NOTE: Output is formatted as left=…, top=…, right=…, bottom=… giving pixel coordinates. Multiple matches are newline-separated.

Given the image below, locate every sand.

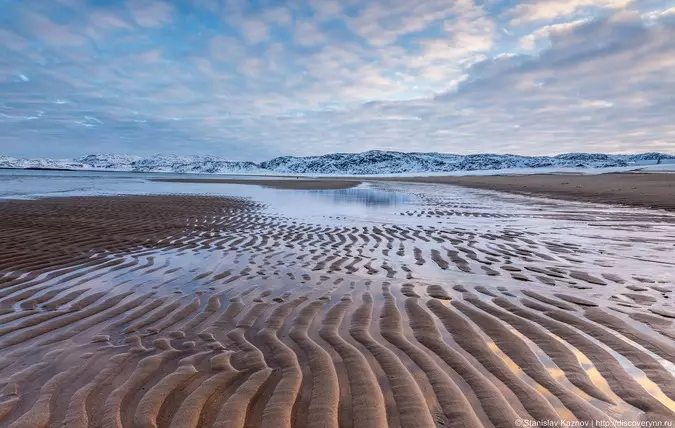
left=377, top=173, right=675, bottom=210
left=150, top=177, right=362, bottom=190
left=0, top=190, right=673, bottom=427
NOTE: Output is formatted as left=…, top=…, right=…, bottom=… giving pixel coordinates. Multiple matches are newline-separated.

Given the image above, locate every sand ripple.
left=0, top=193, right=673, bottom=426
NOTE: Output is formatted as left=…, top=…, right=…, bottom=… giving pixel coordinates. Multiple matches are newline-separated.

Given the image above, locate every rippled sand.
left=0, top=183, right=673, bottom=427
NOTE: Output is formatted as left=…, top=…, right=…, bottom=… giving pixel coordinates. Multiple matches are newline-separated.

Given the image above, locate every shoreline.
left=152, top=172, right=675, bottom=211
left=3, top=167, right=675, bottom=210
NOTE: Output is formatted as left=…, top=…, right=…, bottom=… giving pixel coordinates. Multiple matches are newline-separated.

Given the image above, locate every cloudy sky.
left=1, top=0, right=674, bottom=160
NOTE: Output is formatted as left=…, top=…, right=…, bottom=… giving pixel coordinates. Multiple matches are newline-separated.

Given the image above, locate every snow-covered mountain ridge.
left=1, top=151, right=674, bottom=175
left=0, top=153, right=261, bottom=174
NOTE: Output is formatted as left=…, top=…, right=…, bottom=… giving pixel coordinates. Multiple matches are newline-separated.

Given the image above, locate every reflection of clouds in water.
left=307, top=188, right=411, bottom=207
left=0, top=170, right=411, bottom=208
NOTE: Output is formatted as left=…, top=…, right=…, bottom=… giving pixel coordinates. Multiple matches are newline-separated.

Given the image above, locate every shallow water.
left=2, top=169, right=674, bottom=317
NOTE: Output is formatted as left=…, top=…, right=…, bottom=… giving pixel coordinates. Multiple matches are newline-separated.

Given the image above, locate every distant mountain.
left=0, top=154, right=261, bottom=174
left=1, top=151, right=674, bottom=175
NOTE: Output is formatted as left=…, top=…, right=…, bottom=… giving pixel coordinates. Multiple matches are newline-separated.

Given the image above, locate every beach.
left=379, top=172, right=675, bottom=211
left=151, top=172, right=675, bottom=211
left=0, top=172, right=673, bottom=427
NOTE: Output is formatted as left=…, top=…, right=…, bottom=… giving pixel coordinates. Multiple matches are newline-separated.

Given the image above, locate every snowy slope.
left=259, top=150, right=675, bottom=174
left=1, top=151, right=674, bottom=175
left=0, top=154, right=261, bottom=174
left=78, top=154, right=141, bottom=170
left=126, top=154, right=260, bottom=173
left=0, top=155, right=88, bottom=170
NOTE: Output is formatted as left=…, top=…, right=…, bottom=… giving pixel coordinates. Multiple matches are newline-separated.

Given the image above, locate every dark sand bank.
left=151, top=177, right=361, bottom=190
left=374, top=172, right=675, bottom=210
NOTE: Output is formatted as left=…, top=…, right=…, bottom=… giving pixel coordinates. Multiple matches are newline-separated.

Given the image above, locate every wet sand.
left=150, top=177, right=361, bottom=190
left=377, top=173, right=675, bottom=210
left=0, top=188, right=674, bottom=427
left=153, top=173, right=675, bottom=210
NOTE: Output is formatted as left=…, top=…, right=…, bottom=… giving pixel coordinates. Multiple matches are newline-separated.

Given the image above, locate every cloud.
left=344, top=0, right=460, bottom=46
left=293, top=19, right=327, bottom=46
left=309, top=0, right=343, bottom=21
left=1, top=0, right=674, bottom=160
left=126, top=0, right=175, bottom=28
left=642, top=6, right=675, bottom=21
left=210, top=35, right=245, bottom=62
left=236, top=17, right=269, bottom=45
left=261, top=6, right=293, bottom=27
left=507, top=0, right=632, bottom=25
left=518, top=19, right=589, bottom=49
left=20, top=10, right=88, bottom=46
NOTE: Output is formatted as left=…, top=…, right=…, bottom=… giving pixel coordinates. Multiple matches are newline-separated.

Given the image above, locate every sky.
left=0, top=0, right=674, bottom=161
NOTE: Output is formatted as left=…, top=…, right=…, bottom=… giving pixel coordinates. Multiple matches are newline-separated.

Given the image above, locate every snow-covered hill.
left=0, top=154, right=261, bottom=174
left=0, top=155, right=88, bottom=170
left=1, top=151, right=674, bottom=175
left=125, top=154, right=260, bottom=174
left=259, top=151, right=675, bottom=175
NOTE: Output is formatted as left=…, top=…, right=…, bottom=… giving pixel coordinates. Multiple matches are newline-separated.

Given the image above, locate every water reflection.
left=0, top=170, right=411, bottom=210
left=308, top=188, right=411, bottom=207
